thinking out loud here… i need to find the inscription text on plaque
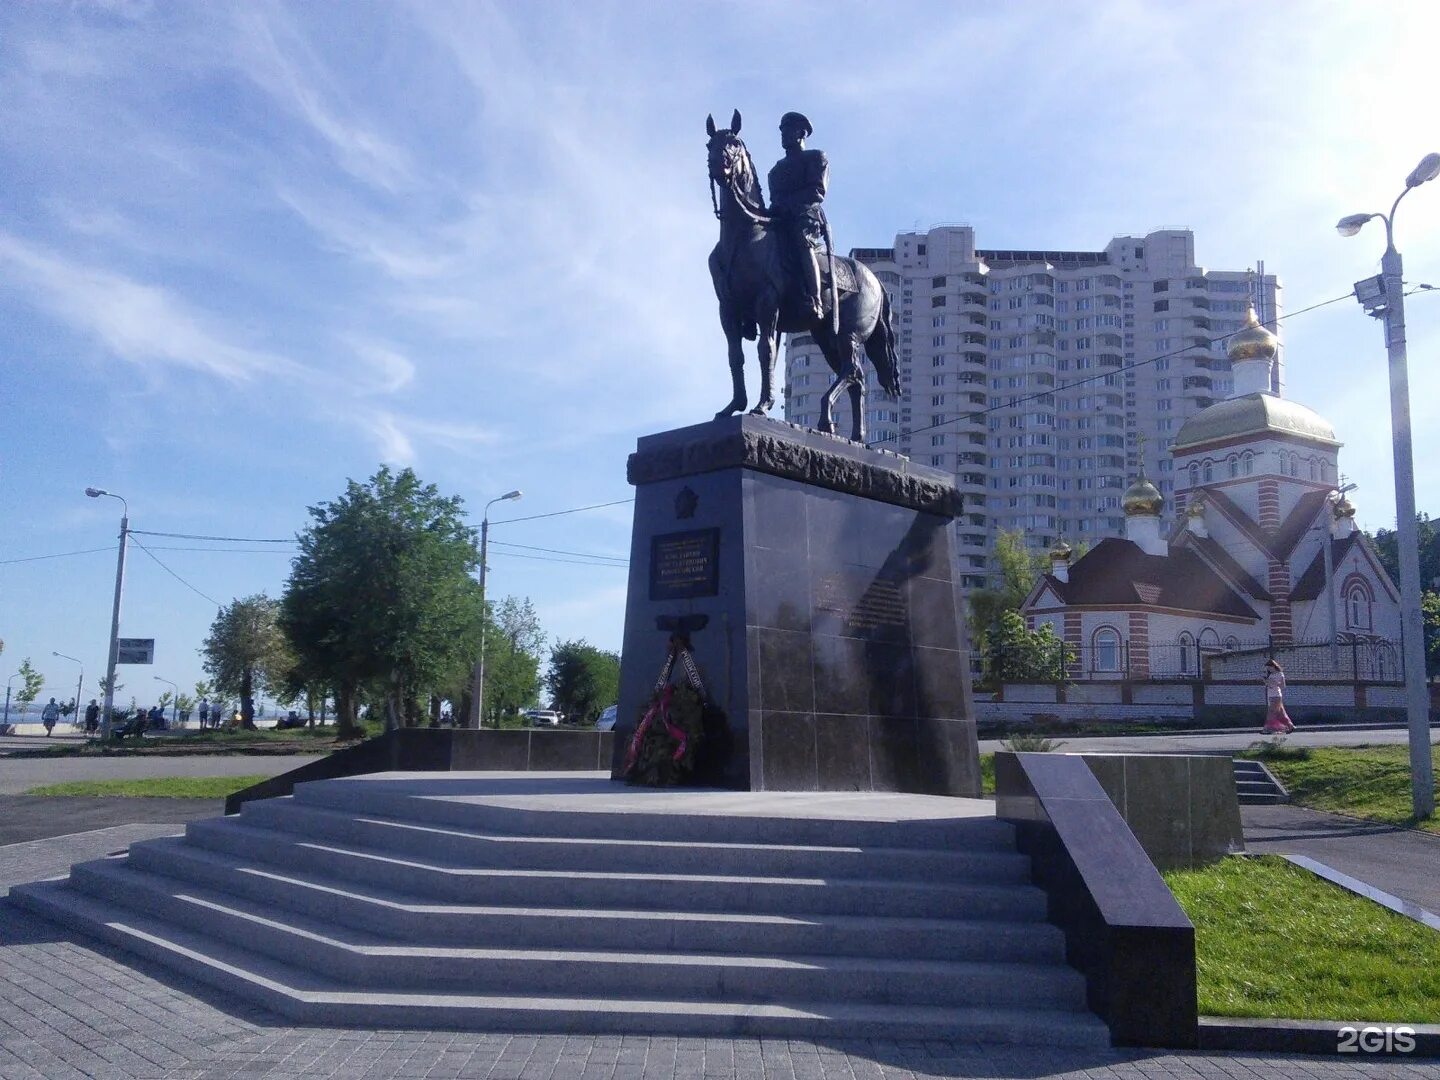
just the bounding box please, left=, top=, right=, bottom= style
left=649, top=528, right=720, bottom=600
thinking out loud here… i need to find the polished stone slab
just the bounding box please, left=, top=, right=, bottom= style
left=614, top=416, right=980, bottom=795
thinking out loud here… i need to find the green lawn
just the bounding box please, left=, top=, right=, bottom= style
left=1164, top=855, right=1440, bottom=1023
left=1239, top=743, right=1440, bottom=834
left=22, top=775, right=271, bottom=799
left=979, top=752, right=994, bottom=796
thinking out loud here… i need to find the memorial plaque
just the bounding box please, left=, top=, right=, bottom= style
left=650, top=528, right=719, bottom=600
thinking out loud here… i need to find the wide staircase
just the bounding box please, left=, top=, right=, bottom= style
left=11, top=775, right=1109, bottom=1046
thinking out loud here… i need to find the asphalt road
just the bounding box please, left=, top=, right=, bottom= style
left=0, top=795, right=221, bottom=846
left=1242, top=803, right=1440, bottom=916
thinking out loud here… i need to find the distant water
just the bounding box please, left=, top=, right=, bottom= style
left=1, top=704, right=284, bottom=736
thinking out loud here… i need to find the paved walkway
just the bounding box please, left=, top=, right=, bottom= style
left=978, top=727, right=1436, bottom=755
left=0, top=753, right=322, bottom=795
left=0, top=795, right=222, bottom=846
left=1242, top=803, right=1440, bottom=915
left=2, top=823, right=1437, bottom=1077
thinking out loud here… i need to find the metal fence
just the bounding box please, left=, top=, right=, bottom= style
left=970, top=637, right=1404, bottom=686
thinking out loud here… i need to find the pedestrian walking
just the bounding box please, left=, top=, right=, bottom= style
left=1262, top=658, right=1295, bottom=733
left=198, top=698, right=210, bottom=729
left=84, top=699, right=100, bottom=735
left=41, top=698, right=60, bottom=736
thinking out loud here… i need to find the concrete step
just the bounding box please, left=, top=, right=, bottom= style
left=177, top=818, right=1048, bottom=920
left=10, top=878, right=1109, bottom=1046
left=236, top=798, right=1033, bottom=884
left=66, top=860, right=1084, bottom=1008
left=119, top=838, right=1065, bottom=963
left=1231, top=759, right=1289, bottom=805
left=289, top=777, right=1013, bottom=850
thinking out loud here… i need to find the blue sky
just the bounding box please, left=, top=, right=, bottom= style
left=4, top=0, right=1439, bottom=706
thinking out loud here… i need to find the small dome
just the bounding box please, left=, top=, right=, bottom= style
left=1186, top=499, right=1206, bottom=518
left=1048, top=539, right=1072, bottom=561
left=1333, top=495, right=1356, bottom=519
left=1123, top=475, right=1164, bottom=517
left=1228, top=307, right=1279, bottom=363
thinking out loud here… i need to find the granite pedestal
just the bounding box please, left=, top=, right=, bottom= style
left=613, top=415, right=980, bottom=795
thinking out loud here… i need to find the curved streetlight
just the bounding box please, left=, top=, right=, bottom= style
left=52, top=651, right=84, bottom=731
left=154, top=675, right=179, bottom=728
left=86, top=487, right=129, bottom=740
left=469, top=489, right=523, bottom=728
left=1336, top=151, right=1440, bottom=819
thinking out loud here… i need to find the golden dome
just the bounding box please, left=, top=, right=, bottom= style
left=1228, top=307, right=1279, bottom=363
left=1186, top=499, right=1206, bottom=518
left=1048, top=539, right=1072, bottom=561
left=1333, top=495, right=1356, bottom=519
left=1123, top=475, right=1164, bottom=517
left=1172, top=393, right=1339, bottom=451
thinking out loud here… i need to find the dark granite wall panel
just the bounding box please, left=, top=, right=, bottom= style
left=615, top=415, right=980, bottom=795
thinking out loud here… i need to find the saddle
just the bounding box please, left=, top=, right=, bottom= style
left=766, top=251, right=857, bottom=333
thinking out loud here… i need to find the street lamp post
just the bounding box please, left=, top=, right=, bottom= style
left=468, top=489, right=522, bottom=729
left=3, top=672, right=22, bottom=729
left=52, top=652, right=84, bottom=730
left=1337, top=150, right=1440, bottom=819
left=154, top=676, right=179, bottom=728
left=86, top=487, right=129, bottom=741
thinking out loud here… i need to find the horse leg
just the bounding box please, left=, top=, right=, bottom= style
left=817, top=374, right=844, bottom=434
left=748, top=305, right=780, bottom=416
left=714, top=314, right=747, bottom=419
left=846, top=337, right=867, bottom=442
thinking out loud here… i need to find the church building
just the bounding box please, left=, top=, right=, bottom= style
left=1021, top=307, right=1400, bottom=680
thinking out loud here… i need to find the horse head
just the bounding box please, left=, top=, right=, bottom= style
left=705, top=110, right=762, bottom=211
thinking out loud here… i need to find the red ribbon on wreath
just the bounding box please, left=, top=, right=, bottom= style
left=623, top=634, right=708, bottom=779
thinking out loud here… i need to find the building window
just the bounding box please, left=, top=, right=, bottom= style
left=1243, top=451, right=1254, bottom=475
left=1177, top=632, right=1196, bottom=675
left=1347, top=582, right=1373, bottom=630
left=1203, top=461, right=1214, bottom=483
left=1092, top=627, right=1122, bottom=673
left=1228, top=455, right=1239, bottom=478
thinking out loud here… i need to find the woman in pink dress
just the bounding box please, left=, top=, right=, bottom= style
left=1262, top=659, right=1294, bottom=733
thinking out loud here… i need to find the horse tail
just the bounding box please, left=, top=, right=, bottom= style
left=865, top=285, right=902, bottom=399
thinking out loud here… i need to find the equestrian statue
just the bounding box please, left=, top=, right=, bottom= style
left=706, top=110, right=899, bottom=443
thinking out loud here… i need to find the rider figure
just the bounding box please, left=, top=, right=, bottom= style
left=767, top=111, right=828, bottom=321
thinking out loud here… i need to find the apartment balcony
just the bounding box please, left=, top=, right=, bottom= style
left=1182, top=375, right=1212, bottom=391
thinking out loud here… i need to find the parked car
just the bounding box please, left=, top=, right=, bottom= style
left=596, top=705, right=618, bottom=731
left=524, top=709, right=563, bottom=727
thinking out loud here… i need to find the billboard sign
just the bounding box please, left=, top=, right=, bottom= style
left=116, top=638, right=155, bottom=664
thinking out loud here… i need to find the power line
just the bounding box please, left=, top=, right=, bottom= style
left=488, top=550, right=628, bottom=568
left=129, top=529, right=294, bottom=543
left=145, top=545, right=297, bottom=553
left=489, top=540, right=627, bottom=562
left=128, top=537, right=221, bottom=606
left=0, top=546, right=112, bottom=565
left=865, top=289, right=1358, bottom=447
left=490, top=497, right=634, bottom=525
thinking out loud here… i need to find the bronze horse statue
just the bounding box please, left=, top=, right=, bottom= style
left=706, top=111, right=900, bottom=443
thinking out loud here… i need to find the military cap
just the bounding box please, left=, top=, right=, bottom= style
left=779, top=111, right=813, bottom=137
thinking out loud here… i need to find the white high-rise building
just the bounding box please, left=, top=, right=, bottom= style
left=782, top=226, right=1281, bottom=590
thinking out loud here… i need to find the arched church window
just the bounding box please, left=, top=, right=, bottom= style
left=1347, top=583, right=1372, bottom=630
left=1242, top=452, right=1254, bottom=476
left=1321, top=460, right=1332, bottom=482
left=1199, top=628, right=1220, bottom=651
left=1177, top=631, right=1196, bottom=675
left=1228, top=455, right=1239, bottom=479
left=1224, top=635, right=1239, bottom=651
left=1308, top=458, right=1319, bottom=481
left=1203, top=460, right=1214, bottom=483
left=1093, top=627, right=1122, bottom=673
left=1189, top=463, right=1200, bottom=487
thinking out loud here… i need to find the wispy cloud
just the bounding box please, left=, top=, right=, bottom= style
left=0, top=232, right=301, bottom=382
left=227, top=2, right=417, bottom=194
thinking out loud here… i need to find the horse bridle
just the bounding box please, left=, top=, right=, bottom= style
left=709, top=137, right=771, bottom=224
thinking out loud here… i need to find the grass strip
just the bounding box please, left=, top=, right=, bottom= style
left=1239, top=743, right=1440, bottom=834
left=22, top=775, right=271, bottom=799
left=1164, top=855, right=1440, bottom=1023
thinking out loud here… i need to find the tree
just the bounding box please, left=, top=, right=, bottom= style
left=480, top=596, right=546, bottom=724
left=966, top=529, right=1047, bottom=654
left=99, top=674, right=122, bottom=697
left=203, top=594, right=293, bottom=729
left=14, top=658, right=44, bottom=718
left=193, top=679, right=214, bottom=700
left=547, top=640, right=620, bottom=725
left=176, top=692, right=195, bottom=723
left=281, top=466, right=484, bottom=739
left=1369, top=513, right=1440, bottom=590
left=1422, top=591, right=1440, bottom=679
left=987, top=611, right=1072, bottom=684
